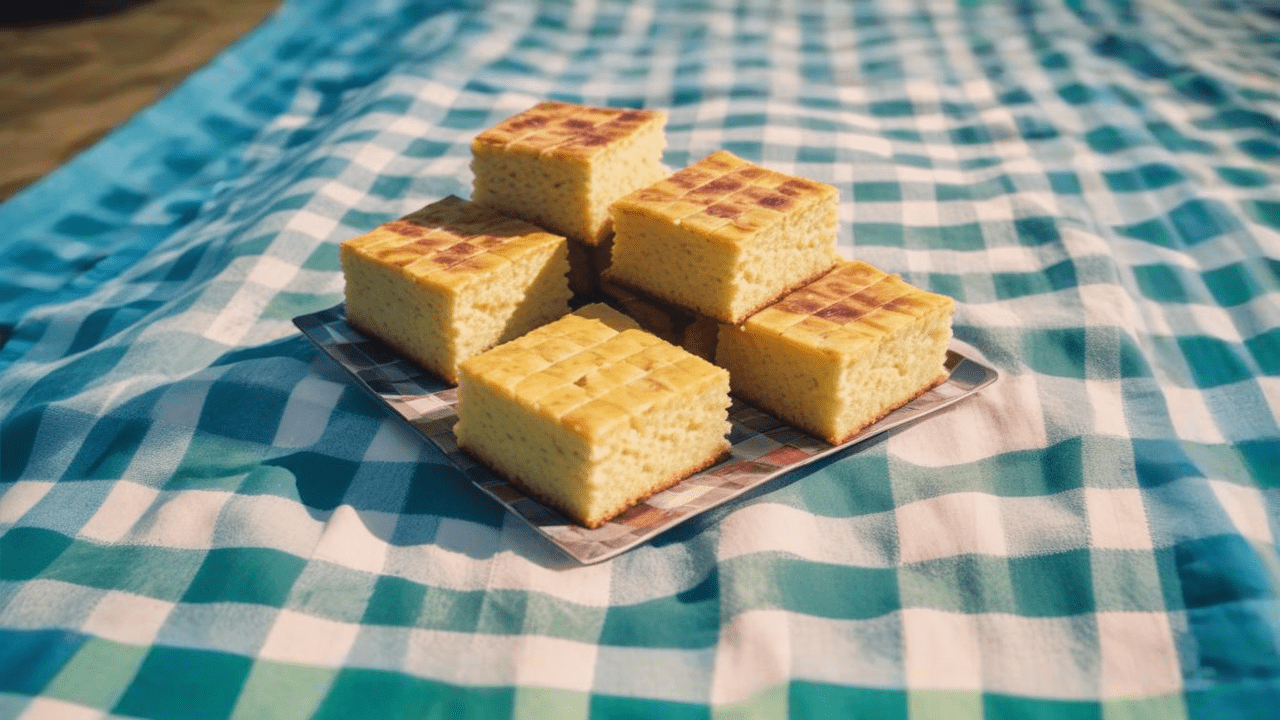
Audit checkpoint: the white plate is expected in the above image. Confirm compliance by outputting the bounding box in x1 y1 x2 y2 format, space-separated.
295 304 998 564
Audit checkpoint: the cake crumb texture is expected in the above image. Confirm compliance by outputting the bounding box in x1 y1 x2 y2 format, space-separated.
606 150 839 324
455 304 731 528
716 260 954 445
471 101 668 245
341 195 571 384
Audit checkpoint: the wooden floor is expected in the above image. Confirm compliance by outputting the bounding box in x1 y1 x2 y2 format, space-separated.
0 0 282 201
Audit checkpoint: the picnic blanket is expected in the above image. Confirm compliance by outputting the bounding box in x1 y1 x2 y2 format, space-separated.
1 0 1277 717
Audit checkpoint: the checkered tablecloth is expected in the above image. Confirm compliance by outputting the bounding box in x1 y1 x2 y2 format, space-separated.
1 0 1277 718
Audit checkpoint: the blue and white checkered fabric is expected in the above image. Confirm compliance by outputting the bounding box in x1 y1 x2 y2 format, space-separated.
1 0 1277 718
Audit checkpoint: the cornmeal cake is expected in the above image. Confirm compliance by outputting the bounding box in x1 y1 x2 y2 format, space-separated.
715 260 954 445
454 304 732 528
471 101 668 246
600 278 719 361
604 150 839 324
341 195 571 384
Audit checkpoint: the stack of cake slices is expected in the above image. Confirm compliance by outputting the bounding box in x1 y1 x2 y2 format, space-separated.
339 100 954 528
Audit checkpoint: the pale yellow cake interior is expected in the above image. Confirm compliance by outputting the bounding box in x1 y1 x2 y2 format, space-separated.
471 101 668 246
716 260 954 445
341 195 571 384
455 304 731 528
605 150 838 324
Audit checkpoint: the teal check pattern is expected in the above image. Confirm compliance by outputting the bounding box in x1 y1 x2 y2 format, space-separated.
1 0 1277 718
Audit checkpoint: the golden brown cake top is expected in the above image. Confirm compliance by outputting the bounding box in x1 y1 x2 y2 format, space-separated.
746 261 954 352
341 195 564 290
471 101 666 161
611 150 838 244
461 304 728 440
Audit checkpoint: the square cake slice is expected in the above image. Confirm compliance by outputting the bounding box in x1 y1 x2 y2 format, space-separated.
340 195 571 384
604 150 839 324
715 260 954 445
454 304 731 529
471 101 668 246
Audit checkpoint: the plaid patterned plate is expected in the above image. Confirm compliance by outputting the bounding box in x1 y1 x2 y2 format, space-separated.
295 304 998 563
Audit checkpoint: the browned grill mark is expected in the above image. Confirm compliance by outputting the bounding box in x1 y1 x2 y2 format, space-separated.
629 188 675 205
773 296 828 315
576 133 611 147
882 294 933 314
479 102 660 157
434 240 478 261
507 116 549 132
756 194 793 210
433 257 477 272
775 178 821 196
410 237 448 253
707 177 745 193
813 301 868 323
843 291 893 313
385 220 429 238
357 195 561 275
689 178 744 201
666 171 702 189
704 203 744 219
472 235 507 250
810 277 907 323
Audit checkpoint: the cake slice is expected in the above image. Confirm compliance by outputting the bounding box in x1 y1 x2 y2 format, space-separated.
340 195 571 384
471 101 668 247
715 260 954 445
604 150 839 324
454 304 732 528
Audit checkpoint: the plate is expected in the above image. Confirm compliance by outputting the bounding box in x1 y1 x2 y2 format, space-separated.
294 304 998 564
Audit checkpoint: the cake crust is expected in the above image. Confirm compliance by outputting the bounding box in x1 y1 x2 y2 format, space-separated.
473 101 663 164
464 439 730 529
604 260 835 331
605 150 839 324
343 196 564 288
341 195 571 384
471 101 668 245
455 304 732 528
716 260 955 445
610 150 837 246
